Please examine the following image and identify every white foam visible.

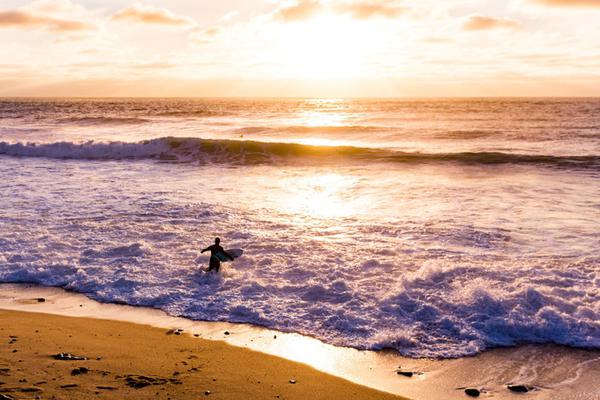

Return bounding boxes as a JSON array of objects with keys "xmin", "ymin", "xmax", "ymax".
[{"xmin": 1, "ymin": 149, "xmax": 599, "ymax": 359}]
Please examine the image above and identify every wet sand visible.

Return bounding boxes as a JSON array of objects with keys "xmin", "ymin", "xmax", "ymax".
[
  {"xmin": 2, "ymin": 284, "xmax": 599, "ymax": 400},
  {"xmin": 0, "ymin": 309, "xmax": 404, "ymax": 400}
]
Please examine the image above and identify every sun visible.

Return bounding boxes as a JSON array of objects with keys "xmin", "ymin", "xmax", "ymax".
[{"xmin": 272, "ymin": 15, "xmax": 374, "ymax": 79}]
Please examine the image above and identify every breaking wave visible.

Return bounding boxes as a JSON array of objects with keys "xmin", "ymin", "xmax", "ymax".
[{"xmin": 1, "ymin": 137, "xmax": 599, "ymax": 169}]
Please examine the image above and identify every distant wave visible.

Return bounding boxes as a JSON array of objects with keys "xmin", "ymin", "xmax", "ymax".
[
  {"xmin": 57, "ymin": 116, "xmax": 151, "ymax": 125},
  {"xmin": 237, "ymin": 125, "xmax": 386, "ymax": 134},
  {"xmin": 1, "ymin": 137, "xmax": 599, "ymax": 169}
]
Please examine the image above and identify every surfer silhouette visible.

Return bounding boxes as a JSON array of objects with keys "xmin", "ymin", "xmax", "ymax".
[{"xmin": 201, "ymin": 237, "xmax": 233, "ymax": 273}]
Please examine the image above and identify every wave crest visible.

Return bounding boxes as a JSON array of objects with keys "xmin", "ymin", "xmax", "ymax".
[{"xmin": 1, "ymin": 137, "xmax": 599, "ymax": 169}]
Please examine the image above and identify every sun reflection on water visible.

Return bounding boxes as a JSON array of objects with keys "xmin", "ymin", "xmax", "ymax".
[{"xmin": 283, "ymin": 173, "xmax": 357, "ymax": 219}]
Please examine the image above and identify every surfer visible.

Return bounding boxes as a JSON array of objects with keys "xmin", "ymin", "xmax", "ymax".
[{"xmin": 201, "ymin": 237, "xmax": 233, "ymax": 272}]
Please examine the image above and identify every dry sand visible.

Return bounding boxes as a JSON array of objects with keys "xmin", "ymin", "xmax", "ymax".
[{"xmin": 0, "ymin": 309, "xmax": 405, "ymax": 400}]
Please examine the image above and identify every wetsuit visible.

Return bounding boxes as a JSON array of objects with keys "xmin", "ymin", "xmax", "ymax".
[{"xmin": 202, "ymin": 244, "xmax": 231, "ymax": 272}]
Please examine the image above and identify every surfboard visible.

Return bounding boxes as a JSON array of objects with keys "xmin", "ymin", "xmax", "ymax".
[{"xmin": 215, "ymin": 248, "xmax": 243, "ymax": 262}]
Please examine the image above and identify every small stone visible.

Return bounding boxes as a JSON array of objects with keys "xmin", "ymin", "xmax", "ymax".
[
  {"xmin": 397, "ymin": 371, "xmax": 413, "ymax": 378},
  {"xmin": 60, "ymin": 384, "xmax": 78, "ymax": 389},
  {"xmin": 224, "ymin": 331, "xmax": 230, "ymax": 336},
  {"xmin": 11, "ymin": 349, "xmax": 17, "ymax": 353},
  {"xmin": 36, "ymin": 298, "xmax": 45, "ymax": 303},
  {"xmin": 71, "ymin": 367, "xmax": 89, "ymax": 376},
  {"xmin": 204, "ymin": 390, "xmax": 211, "ymax": 395},
  {"xmin": 273, "ymin": 335, "xmax": 277, "ymax": 339},
  {"xmin": 465, "ymin": 388, "xmax": 480, "ymax": 397},
  {"xmin": 289, "ymin": 379, "xmax": 296, "ymax": 384},
  {"xmin": 507, "ymin": 384, "xmax": 530, "ymax": 393},
  {"xmin": 96, "ymin": 386, "xmax": 117, "ymax": 390},
  {"xmin": 53, "ymin": 353, "xmax": 86, "ymax": 361}
]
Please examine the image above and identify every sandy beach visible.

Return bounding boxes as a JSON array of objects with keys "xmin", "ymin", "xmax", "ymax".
[
  {"xmin": 0, "ymin": 308, "xmax": 405, "ymax": 400},
  {"xmin": 2, "ymin": 284, "xmax": 599, "ymax": 400}
]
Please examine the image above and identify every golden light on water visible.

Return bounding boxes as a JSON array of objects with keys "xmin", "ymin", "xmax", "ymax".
[{"xmin": 284, "ymin": 173, "xmax": 357, "ymax": 218}]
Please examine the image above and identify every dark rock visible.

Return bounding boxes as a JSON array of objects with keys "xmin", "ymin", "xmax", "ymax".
[
  {"xmin": 36, "ymin": 298, "xmax": 45, "ymax": 303},
  {"xmin": 0, "ymin": 387, "xmax": 42, "ymax": 393},
  {"xmin": 96, "ymin": 386, "xmax": 117, "ymax": 390},
  {"xmin": 274, "ymin": 335, "xmax": 277, "ymax": 339},
  {"xmin": 20, "ymin": 388, "xmax": 42, "ymax": 393},
  {"xmin": 507, "ymin": 385, "xmax": 530, "ymax": 393},
  {"xmin": 194, "ymin": 334, "xmax": 200, "ymax": 337},
  {"xmin": 465, "ymin": 388, "xmax": 480, "ymax": 397},
  {"xmin": 166, "ymin": 329, "xmax": 184, "ymax": 336},
  {"xmin": 71, "ymin": 367, "xmax": 89, "ymax": 376},
  {"xmin": 11, "ymin": 350, "xmax": 16, "ymax": 353},
  {"xmin": 60, "ymin": 384, "xmax": 78, "ymax": 389},
  {"xmin": 224, "ymin": 331, "xmax": 230, "ymax": 336},
  {"xmin": 53, "ymin": 353, "xmax": 86, "ymax": 361},
  {"xmin": 204, "ymin": 390, "xmax": 211, "ymax": 395},
  {"xmin": 397, "ymin": 371, "xmax": 413, "ymax": 378},
  {"xmin": 124, "ymin": 375, "xmax": 168, "ymax": 389}
]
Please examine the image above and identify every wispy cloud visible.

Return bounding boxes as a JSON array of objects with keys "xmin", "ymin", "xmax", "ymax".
[
  {"xmin": 273, "ymin": 0, "xmax": 322, "ymax": 22},
  {"xmin": 529, "ymin": 0, "xmax": 600, "ymax": 7},
  {"xmin": 334, "ymin": 1, "xmax": 409, "ymax": 19},
  {"xmin": 273, "ymin": 0, "xmax": 408, "ymax": 22},
  {"xmin": 112, "ymin": 3, "xmax": 196, "ymax": 26},
  {"xmin": 0, "ymin": 8, "xmax": 93, "ymax": 32},
  {"xmin": 462, "ymin": 15, "xmax": 522, "ymax": 31}
]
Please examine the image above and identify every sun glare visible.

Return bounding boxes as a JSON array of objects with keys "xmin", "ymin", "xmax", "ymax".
[
  {"xmin": 274, "ymin": 15, "xmax": 373, "ymax": 79},
  {"xmin": 284, "ymin": 173, "xmax": 357, "ymax": 218}
]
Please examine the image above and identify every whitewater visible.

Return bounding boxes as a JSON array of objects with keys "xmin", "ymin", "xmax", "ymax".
[{"xmin": 0, "ymin": 98, "xmax": 599, "ymax": 358}]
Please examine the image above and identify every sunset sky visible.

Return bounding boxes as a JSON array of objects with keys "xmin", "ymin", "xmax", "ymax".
[{"xmin": 1, "ymin": 0, "xmax": 599, "ymax": 97}]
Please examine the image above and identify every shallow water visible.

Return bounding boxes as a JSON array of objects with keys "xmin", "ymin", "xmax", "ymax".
[{"xmin": 1, "ymin": 98, "xmax": 599, "ymax": 358}]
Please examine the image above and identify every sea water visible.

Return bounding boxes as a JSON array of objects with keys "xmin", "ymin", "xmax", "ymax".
[{"xmin": 0, "ymin": 98, "xmax": 598, "ymax": 358}]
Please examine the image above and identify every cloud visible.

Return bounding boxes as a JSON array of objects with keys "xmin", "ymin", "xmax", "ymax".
[
  {"xmin": 334, "ymin": 1, "xmax": 409, "ymax": 19},
  {"xmin": 189, "ymin": 27, "xmax": 221, "ymax": 45},
  {"xmin": 462, "ymin": 15, "xmax": 522, "ymax": 31},
  {"xmin": 529, "ymin": 0, "xmax": 600, "ymax": 7},
  {"xmin": 112, "ymin": 3, "xmax": 196, "ymax": 26},
  {"xmin": 273, "ymin": 0, "xmax": 323, "ymax": 22},
  {"xmin": 273, "ymin": 0, "xmax": 408, "ymax": 21},
  {"xmin": 0, "ymin": 9, "xmax": 92, "ymax": 31}
]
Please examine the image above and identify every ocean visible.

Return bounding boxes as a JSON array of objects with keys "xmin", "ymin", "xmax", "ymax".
[{"xmin": 1, "ymin": 98, "xmax": 598, "ymax": 358}]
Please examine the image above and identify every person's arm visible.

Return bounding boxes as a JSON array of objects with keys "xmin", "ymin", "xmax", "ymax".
[{"xmin": 201, "ymin": 245, "xmax": 211, "ymax": 253}]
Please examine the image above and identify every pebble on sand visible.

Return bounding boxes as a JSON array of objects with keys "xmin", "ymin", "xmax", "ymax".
[
  {"xmin": 289, "ymin": 379, "xmax": 296, "ymax": 384},
  {"xmin": 71, "ymin": 367, "xmax": 89, "ymax": 376},
  {"xmin": 53, "ymin": 353, "xmax": 87, "ymax": 361},
  {"xmin": 464, "ymin": 388, "xmax": 480, "ymax": 397},
  {"xmin": 396, "ymin": 371, "xmax": 414, "ymax": 378},
  {"xmin": 507, "ymin": 384, "xmax": 530, "ymax": 393}
]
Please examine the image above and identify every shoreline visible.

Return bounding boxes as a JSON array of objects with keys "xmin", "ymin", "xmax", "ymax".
[
  {"xmin": 1, "ymin": 309, "xmax": 404, "ymax": 400},
  {"xmin": 2, "ymin": 283, "xmax": 600, "ymax": 400}
]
